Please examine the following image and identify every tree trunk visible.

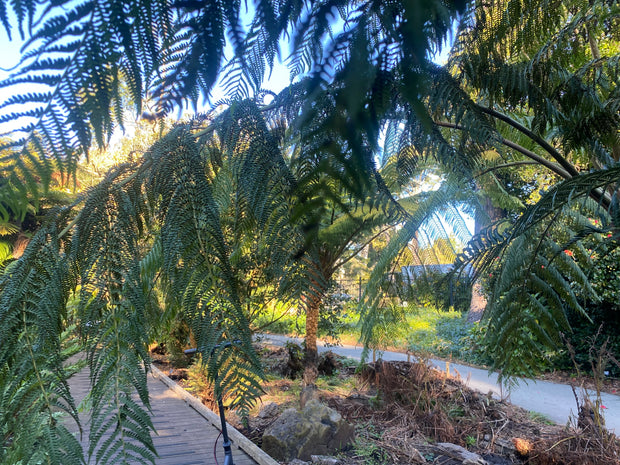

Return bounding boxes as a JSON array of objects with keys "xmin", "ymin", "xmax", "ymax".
[
  {"xmin": 303, "ymin": 291, "xmax": 321, "ymax": 387},
  {"xmin": 468, "ymin": 282, "xmax": 487, "ymax": 323},
  {"xmin": 468, "ymin": 195, "xmax": 504, "ymax": 321}
]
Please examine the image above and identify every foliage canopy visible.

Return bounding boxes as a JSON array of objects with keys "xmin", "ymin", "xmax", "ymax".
[{"xmin": 0, "ymin": 0, "xmax": 619, "ymax": 463}]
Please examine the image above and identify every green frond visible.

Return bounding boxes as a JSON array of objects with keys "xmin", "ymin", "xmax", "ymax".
[
  {"xmin": 1, "ymin": 0, "xmax": 617, "ymax": 460},
  {"xmin": 0, "ymin": 212, "xmax": 83, "ymax": 465},
  {"xmin": 451, "ymin": 0, "xmax": 619, "ymax": 168},
  {"xmin": 516, "ymin": 166, "xmax": 620, "ymax": 233},
  {"xmin": 359, "ymin": 184, "xmax": 471, "ymax": 347},
  {"xmin": 478, "ymin": 207, "xmax": 613, "ymax": 382}
]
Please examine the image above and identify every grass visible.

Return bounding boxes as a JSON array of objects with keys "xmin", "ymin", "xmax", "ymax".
[
  {"xmin": 528, "ymin": 411, "xmax": 555, "ymax": 425},
  {"xmin": 404, "ymin": 306, "xmax": 471, "ymax": 358},
  {"xmin": 254, "ymin": 301, "xmax": 487, "ymax": 365}
]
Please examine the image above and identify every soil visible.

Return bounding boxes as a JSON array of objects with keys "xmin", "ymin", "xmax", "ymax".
[{"xmin": 150, "ymin": 344, "xmax": 620, "ymax": 465}]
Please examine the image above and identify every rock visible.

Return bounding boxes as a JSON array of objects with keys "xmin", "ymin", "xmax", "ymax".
[
  {"xmin": 436, "ymin": 443, "xmax": 488, "ymax": 465},
  {"xmin": 317, "ymin": 352, "xmax": 339, "ymax": 376},
  {"xmin": 300, "ymin": 385, "xmax": 320, "ymax": 409},
  {"xmin": 493, "ymin": 438, "xmax": 518, "ymax": 456},
  {"xmin": 288, "ymin": 460, "xmax": 309, "ymax": 465},
  {"xmin": 310, "ymin": 455, "xmax": 340, "ymax": 465},
  {"xmin": 258, "ymin": 402, "xmax": 279, "ymax": 419},
  {"xmin": 262, "ymin": 400, "xmax": 355, "ymax": 462},
  {"xmin": 285, "ymin": 343, "xmax": 305, "ymax": 379}
]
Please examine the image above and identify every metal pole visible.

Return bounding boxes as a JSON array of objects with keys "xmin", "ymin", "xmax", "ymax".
[
  {"xmin": 213, "ymin": 341, "xmax": 234, "ymax": 465},
  {"xmin": 218, "ymin": 395, "xmax": 234, "ymax": 465},
  {"xmin": 185, "ymin": 341, "xmax": 237, "ymax": 465}
]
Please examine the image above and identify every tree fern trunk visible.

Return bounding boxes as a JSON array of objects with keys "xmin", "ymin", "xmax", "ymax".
[
  {"xmin": 468, "ymin": 195, "xmax": 504, "ymax": 321},
  {"xmin": 468, "ymin": 282, "xmax": 487, "ymax": 323},
  {"xmin": 303, "ymin": 291, "xmax": 322, "ymax": 387}
]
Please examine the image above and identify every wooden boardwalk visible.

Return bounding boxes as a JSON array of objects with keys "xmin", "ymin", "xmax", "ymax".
[{"xmin": 66, "ymin": 363, "xmax": 272, "ymax": 465}]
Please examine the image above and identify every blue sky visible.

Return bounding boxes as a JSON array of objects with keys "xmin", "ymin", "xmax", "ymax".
[
  {"xmin": 0, "ymin": 4, "xmax": 453, "ymax": 127},
  {"xmin": 0, "ymin": 9, "xmax": 471, "ymax": 240}
]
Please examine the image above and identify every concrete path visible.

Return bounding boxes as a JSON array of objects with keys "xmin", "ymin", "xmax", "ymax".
[
  {"xmin": 258, "ymin": 333, "xmax": 620, "ymax": 434},
  {"xmin": 65, "ymin": 362, "xmax": 276, "ymax": 465}
]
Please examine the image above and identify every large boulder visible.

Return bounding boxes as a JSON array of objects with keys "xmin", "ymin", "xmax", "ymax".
[{"xmin": 262, "ymin": 400, "xmax": 354, "ymax": 461}]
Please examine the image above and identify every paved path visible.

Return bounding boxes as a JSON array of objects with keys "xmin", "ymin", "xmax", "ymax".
[
  {"xmin": 66, "ymin": 363, "xmax": 268, "ymax": 465},
  {"xmin": 258, "ymin": 333, "xmax": 620, "ymax": 434}
]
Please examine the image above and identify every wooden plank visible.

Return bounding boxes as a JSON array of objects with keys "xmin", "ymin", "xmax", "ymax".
[
  {"xmin": 64, "ymin": 360, "xmax": 264, "ymax": 465},
  {"xmin": 150, "ymin": 365, "xmax": 279, "ymax": 465}
]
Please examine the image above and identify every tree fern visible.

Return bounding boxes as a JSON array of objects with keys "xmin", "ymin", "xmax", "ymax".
[
  {"xmin": 0, "ymin": 213, "xmax": 83, "ymax": 465},
  {"xmin": 482, "ymin": 224, "xmax": 598, "ymax": 383},
  {"xmin": 1, "ymin": 107, "xmax": 312, "ymax": 461},
  {"xmin": 1, "ymin": 0, "xmax": 618, "ymax": 457},
  {"xmin": 454, "ymin": 175, "xmax": 618, "ymax": 381}
]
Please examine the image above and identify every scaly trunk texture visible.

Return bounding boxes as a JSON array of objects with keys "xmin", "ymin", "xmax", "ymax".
[{"xmin": 303, "ymin": 291, "xmax": 321, "ymax": 387}]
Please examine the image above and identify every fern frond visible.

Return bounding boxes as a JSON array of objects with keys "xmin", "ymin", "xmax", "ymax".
[
  {"xmin": 359, "ymin": 184, "xmax": 473, "ymax": 346},
  {"xmin": 0, "ymin": 212, "xmax": 83, "ymax": 465}
]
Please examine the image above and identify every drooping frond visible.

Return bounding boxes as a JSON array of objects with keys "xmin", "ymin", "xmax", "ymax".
[
  {"xmin": 453, "ymin": 167, "xmax": 619, "ymax": 381},
  {"xmin": 359, "ymin": 183, "xmax": 475, "ymax": 348},
  {"xmin": 0, "ymin": 0, "xmax": 292, "ymax": 226},
  {"xmin": 0, "ymin": 212, "xmax": 83, "ymax": 465},
  {"xmin": 70, "ymin": 164, "xmax": 156, "ymax": 464},
  {"xmin": 1, "ymin": 102, "xmax": 319, "ymax": 460},
  {"xmin": 458, "ymin": 166, "xmax": 620, "ymax": 280},
  {"xmin": 139, "ymin": 124, "xmax": 269, "ymax": 415},
  {"xmin": 481, "ymin": 218, "xmax": 603, "ymax": 384},
  {"xmin": 0, "ymin": 0, "xmax": 173, "ymax": 232}
]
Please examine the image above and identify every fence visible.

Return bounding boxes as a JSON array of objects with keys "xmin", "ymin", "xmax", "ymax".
[{"xmin": 334, "ymin": 276, "xmax": 367, "ymax": 301}]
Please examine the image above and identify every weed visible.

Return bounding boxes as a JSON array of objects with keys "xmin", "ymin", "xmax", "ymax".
[
  {"xmin": 351, "ymin": 422, "xmax": 390, "ymax": 465},
  {"xmin": 528, "ymin": 411, "xmax": 554, "ymax": 425},
  {"xmin": 447, "ymin": 404, "xmax": 465, "ymax": 418}
]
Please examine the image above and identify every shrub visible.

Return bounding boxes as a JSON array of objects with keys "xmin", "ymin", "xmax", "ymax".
[
  {"xmin": 401, "ymin": 270, "xmax": 472, "ymax": 313},
  {"xmin": 318, "ymin": 282, "xmax": 356, "ymax": 341},
  {"xmin": 554, "ymin": 248, "xmax": 620, "ymax": 376}
]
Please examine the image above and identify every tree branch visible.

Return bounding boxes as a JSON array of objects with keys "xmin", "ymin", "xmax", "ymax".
[
  {"xmin": 333, "ymin": 224, "xmax": 394, "ymax": 270},
  {"xmin": 435, "ymin": 120, "xmax": 611, "ymax": 208},
  {"xmin": 434, "ymin": 121, "xmax": 572, "ymax": 179},
  {"xmin": 474, "ymin": 161, "xmax": 541, "ymax": 178},
  {"xmin": 473, "ymin": 105, "xmax": 580, "ymax": 178}
]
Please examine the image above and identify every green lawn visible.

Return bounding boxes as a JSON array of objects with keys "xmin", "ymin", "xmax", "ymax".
[{"xmin": 256, "ymin": 302, "xmax": 490, "ymax": 365}]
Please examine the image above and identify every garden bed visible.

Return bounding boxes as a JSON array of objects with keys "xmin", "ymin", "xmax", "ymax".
[{"xmin": 151, "ymin": 343, "xmax": 620, "ymax": 465}]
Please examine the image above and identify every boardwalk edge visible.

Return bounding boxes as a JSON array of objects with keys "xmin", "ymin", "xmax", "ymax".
[{"xmin": 150, "ymin": 364, "xmax": 280, "ymax": 465}]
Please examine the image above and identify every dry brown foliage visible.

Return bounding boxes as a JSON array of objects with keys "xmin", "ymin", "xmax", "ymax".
[
  {"xmin": 524, "ymin": 398, "xmax": 620, "ymax": 465},
  {"xmin": 154, "ymin": 346, "xmax": 620, "ymax": 464},
  {"xmin": 350, "ymin": 360, "xmax": 520, "ymax": 446},
  {"xmin": 329, "ymin": 360, "xmax": 619, "ymax": 465},
  {"xmin": 526, "ymin": 428, "xmax": 620, "ymax": 465}
]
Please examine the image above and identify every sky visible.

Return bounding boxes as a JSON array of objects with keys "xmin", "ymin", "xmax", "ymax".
[
  {"xmin": 0, "ymin": 9, "xmax": 299, "ymax": 135},
  {"xmin": 0, "ymin": 4, "xmax": 453, "ymax": 133},
  {"xmin": 0, "ymin": 6, "xmax": 473, "ymax": 242}
]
